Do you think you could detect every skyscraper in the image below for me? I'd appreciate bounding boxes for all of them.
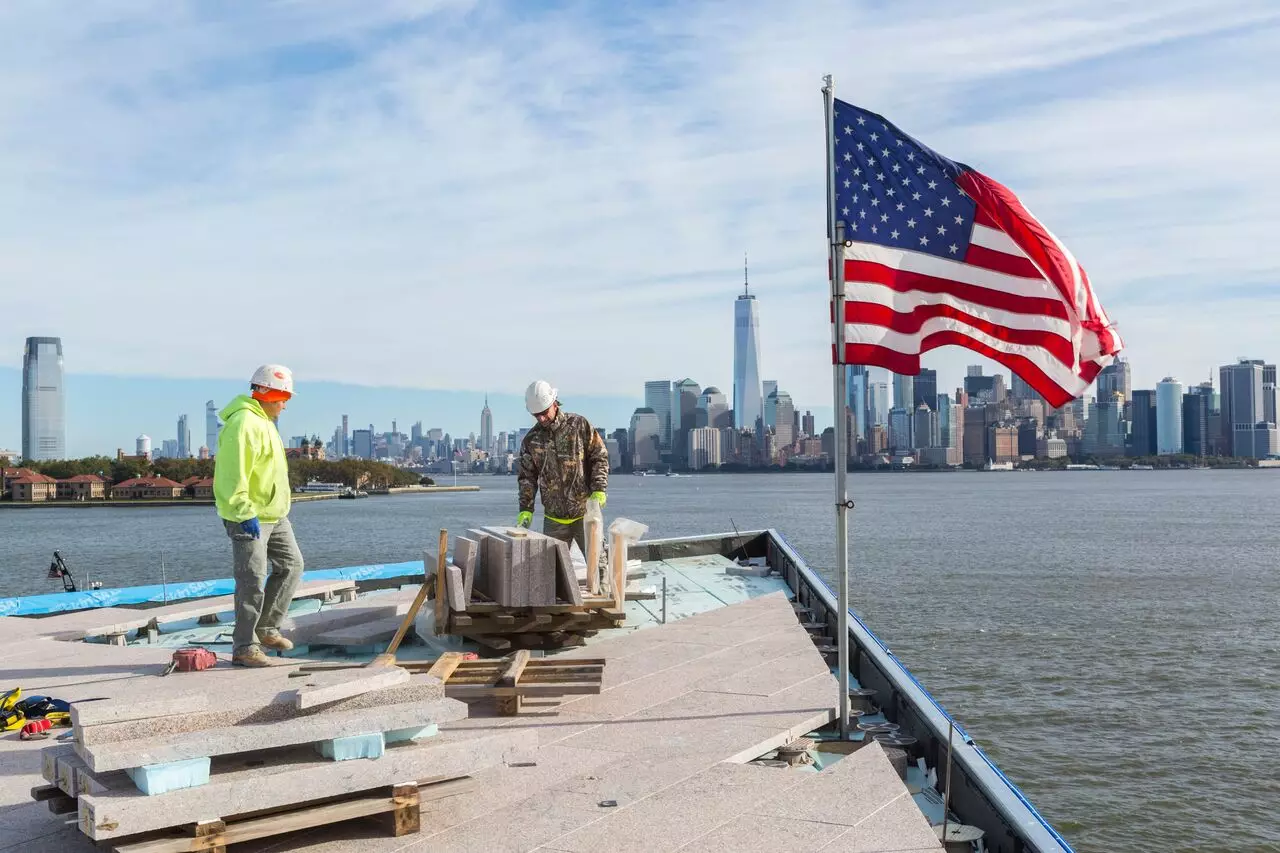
[21,336,65,461]
[733,262,763,432]
[1182,391,1209,458]
[629,408,661,468]
[480,395,493,455]
[644,381,674,452]
[1220,359,1265,457]
[1129,390,1157,457]
[1096,357,1132,404]
[892,373,914,413]
[697,387,728,429]
[847,365,868,440]
[177,414,191,458]
[774,391,795,449]
[206,401,221,458]
[914,369,937,410]
[763,381,778,430]
[341,414,349,459]
[1009,373,1038,402]
[1155,378,1184,455]
[673,379,701,465]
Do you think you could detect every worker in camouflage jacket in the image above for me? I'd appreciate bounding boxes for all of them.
[516,380,609,554]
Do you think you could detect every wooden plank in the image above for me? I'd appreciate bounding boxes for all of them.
[291,665,409,711]
[445,565,467,613]
[443,682,602,698]
[112,778,474,853]
[585,516,602,595]
[426,652,464,682]
[369,538,438,666]
[496,650,530,688]
[30,784,61,802]
[611,532,626,610]
[464,634,511,651]
[386,782,421,837]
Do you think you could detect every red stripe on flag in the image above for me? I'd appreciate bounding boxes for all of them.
[843,259,1069,321]
[962,244,1043,279]
[843,336,1078,408]
[972,204,1000,229]
[842,301,1075,366]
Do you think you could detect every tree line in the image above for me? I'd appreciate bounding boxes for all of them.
[2,455,425,489]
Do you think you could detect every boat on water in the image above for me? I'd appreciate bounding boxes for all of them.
[0,529,1072,853]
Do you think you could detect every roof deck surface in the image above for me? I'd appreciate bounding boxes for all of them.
[0,555,941,852]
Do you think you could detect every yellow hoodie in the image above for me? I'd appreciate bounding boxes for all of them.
[213,395,291,524]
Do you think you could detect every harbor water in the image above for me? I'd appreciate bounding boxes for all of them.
[1,470,1277,853]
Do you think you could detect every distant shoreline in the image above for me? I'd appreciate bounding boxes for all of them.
[0,485,482,509]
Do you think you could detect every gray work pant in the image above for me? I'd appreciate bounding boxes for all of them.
[542,516,586,556]
[223,516,304,653]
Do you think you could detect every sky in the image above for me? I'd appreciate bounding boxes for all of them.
[2,1,1278,455]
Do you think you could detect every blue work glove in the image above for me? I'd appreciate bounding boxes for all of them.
[516,511,533,528]
[239,518,261,539]
[589,491,606,508]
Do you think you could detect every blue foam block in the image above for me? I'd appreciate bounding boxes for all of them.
[125,757,211,796]
[316,732,385,761]
[385,723,438,744]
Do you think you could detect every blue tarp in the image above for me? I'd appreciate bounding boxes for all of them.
[0,561,425,617]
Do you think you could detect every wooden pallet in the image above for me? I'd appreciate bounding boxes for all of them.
[295,651,605,714]
[31,776,472,853]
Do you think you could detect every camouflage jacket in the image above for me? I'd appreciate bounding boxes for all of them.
[517,409,609,520]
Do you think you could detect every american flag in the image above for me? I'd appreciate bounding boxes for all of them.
[830,98,1122,408]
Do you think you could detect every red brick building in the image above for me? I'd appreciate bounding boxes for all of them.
[110,476,185,500]
[8,472,57,501]
[57,474,108,501]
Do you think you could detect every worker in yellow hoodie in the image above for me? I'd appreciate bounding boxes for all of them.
[214,364,303,667]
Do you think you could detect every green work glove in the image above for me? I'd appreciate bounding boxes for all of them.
[589,491,606,508]
[516,511,533,528]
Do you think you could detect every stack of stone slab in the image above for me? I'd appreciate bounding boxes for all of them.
[37,664,534,846]
[461,527,565,608]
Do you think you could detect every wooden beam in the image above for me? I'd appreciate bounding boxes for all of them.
[433,529,449,635]
[496,650,530,688]
[369,534,441,667]
[425,652,464,682]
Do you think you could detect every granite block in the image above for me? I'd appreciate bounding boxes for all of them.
[124,757,210,796]
[77,677,447,746]
[81,697,467,772]
[693,648,833,697]
[292,665,410,710]
[79,728,535,840]
[316,732,385,761]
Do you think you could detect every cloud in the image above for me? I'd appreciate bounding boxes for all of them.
[0,0,1276,431]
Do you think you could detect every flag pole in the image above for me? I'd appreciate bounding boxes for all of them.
[822,74,852,739]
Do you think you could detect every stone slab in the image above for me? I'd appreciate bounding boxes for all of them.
[282,589,421,645]
[554,542,583,606]
[687,813,848,851]
[80,697,468,772]
[549,762,803,853]
[455,537,479,601]
[292,665,410,710]
[78,728,535,840]
[446,566,468,612]
[309,615,406,647]
[752,741,909,827]
[76,676,447,746]
[820,791,944,851]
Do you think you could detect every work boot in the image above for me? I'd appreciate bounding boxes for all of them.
[232,646,274,667]
[257,630,294,652]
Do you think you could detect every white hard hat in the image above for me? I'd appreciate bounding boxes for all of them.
[250,364,294,395]
[525,380,557,414]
